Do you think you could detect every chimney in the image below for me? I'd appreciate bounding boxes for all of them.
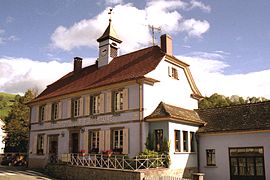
[160,34,173,56]
[74,57,82,73]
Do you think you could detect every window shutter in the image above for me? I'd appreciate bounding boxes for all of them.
[83,131,88,153]
[100,93,105,113]
[99,130,105,152]
[33,134,37,154]
[84,96,90,116]
[43,135,47,154]
[35,106,39,123]
[46,103,52,121]
[104,130,111,151]
[123,128,129,154]
[123,88,129,111]
[168,66,172,77]
[67,99,72,118]
[79,97,84,116]
[90,96,93,115]
[58,101,62,119]
[106,92,112,113]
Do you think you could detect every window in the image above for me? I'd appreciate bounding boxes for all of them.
[229,147,265,178]
[39,105,45,122]
[206,149,216,166]
[182,131,188,152]
[172,67,178,79]
[174,130,180,152]
[190,132,196,152]
[114,90,124,112]
[51,103,58,121]
[89,131,99,153]
[168,66,179,80]
[91,95,100,115]
[155,129,163,152]
[113,129,123,153]
[72,98,80,117]
[37,134,45,155]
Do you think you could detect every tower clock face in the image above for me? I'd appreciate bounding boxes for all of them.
[101,48,107,57]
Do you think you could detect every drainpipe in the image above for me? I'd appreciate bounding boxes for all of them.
[196,132,200,172]
[137,80,143,152]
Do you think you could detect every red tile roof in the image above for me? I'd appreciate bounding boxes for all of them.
[32,46,165,103]
[145,102,205,125]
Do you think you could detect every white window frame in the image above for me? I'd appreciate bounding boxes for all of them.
[89,131,99,153]
[72,99,80,117]
[92,95,100,115]
[114,90,124,112]
[51,102,58,121]
[206,149,216,166]
[113,129,123,151]
[182,131,188,152]
[39,105,45,122]
[37,134,44,155]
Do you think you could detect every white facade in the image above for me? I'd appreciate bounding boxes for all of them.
[144,58,198,117]
[199,131,270,180]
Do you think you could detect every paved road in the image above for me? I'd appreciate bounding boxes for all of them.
[0,165,56,180]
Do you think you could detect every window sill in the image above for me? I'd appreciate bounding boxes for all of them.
[174,152,196,154]
[205,165,217,168]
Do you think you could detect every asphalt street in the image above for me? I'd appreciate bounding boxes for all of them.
[0,165,56,180]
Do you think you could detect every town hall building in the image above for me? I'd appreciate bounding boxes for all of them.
[28,18,270,180]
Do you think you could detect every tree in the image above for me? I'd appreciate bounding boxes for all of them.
[199,93,268,109]
[3,89,36,153]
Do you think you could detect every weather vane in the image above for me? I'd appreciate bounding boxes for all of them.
[108,8,113,22]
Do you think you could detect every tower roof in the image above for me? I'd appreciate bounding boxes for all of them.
[97,21,122,43]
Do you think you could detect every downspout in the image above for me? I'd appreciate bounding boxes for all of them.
[137,80,143,152]
[196,132,200,172]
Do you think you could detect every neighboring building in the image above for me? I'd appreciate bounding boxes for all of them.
[0,119,5,154]
[28,19,203,177]
[197,102,270,180]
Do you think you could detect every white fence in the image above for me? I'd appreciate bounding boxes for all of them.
[60,153,167,171]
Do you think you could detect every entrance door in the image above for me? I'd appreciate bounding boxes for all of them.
[71,132,79,153]
[229,147,265,180]
[48,135,58,163]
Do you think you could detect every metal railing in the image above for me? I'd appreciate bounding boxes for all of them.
[60,153,167,171]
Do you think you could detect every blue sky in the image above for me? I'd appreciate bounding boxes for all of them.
[1,0,270,98]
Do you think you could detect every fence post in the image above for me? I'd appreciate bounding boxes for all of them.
[135,156,138,170]
[122,156,125,170]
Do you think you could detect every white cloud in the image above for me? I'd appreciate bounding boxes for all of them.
[0,57,95,94]
[50,0,210,53]
[180,18,210,37]
[178,55,270,99]
[189,0,211,12]
[105,0,123,5]
[0,28,18,44]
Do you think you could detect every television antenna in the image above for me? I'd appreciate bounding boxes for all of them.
[148,25,161,46]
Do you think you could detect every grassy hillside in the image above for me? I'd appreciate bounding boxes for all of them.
[0,92,17,119]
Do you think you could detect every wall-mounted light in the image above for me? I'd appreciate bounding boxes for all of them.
[81,127,85,133]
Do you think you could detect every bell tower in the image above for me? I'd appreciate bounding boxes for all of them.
[97,9,122,68]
